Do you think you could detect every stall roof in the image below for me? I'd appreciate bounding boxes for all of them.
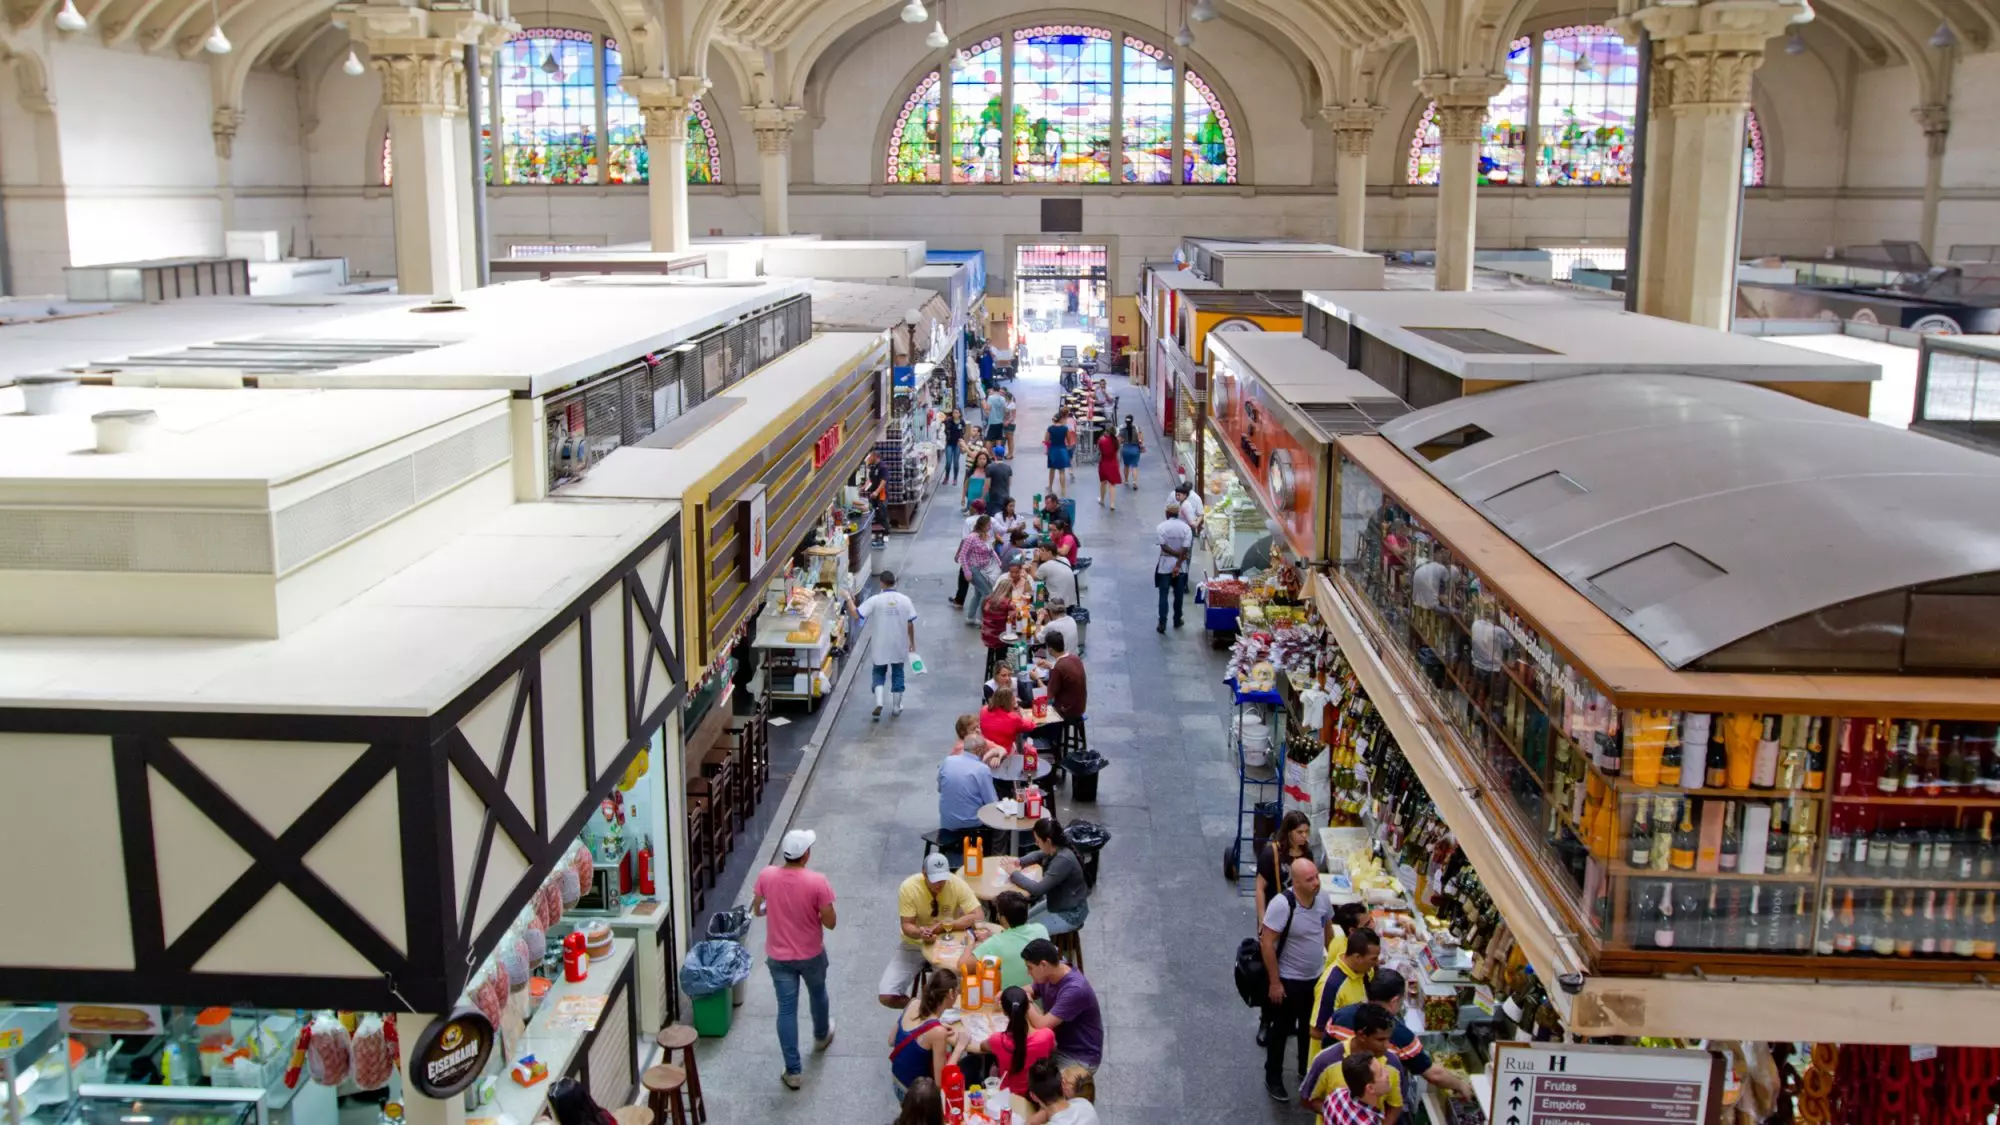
[0,497,680,715]
[1152,269,1217,291]
[1305,290,1881,384]
[1206,332,1411,439]
[559,332,888,503]
[1380,373,2000,669]
[805,280,947,334]
[1181,291,1306,317]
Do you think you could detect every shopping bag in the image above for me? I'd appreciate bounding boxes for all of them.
[909,653,927,675]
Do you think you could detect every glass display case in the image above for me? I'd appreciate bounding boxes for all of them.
[65,1089,262,1125]
[2,1008,74,1125]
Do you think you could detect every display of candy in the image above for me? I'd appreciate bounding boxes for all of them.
[349,1015,392,1090]
[534,880,562,929]
[524,915,548,965]
[570,842,595,887]
[471,963,508,1030]
[305,1013,352,1087]
[558,864,582,907]
[499,927,533,985]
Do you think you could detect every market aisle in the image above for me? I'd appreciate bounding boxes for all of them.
[686,363,1297,1121]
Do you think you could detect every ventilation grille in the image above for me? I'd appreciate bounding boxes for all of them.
[1297,398,1410,436]
[0,509,273,573]
[586,986,634,1104]
[1406,327,1559,355]
[275,414,509,571]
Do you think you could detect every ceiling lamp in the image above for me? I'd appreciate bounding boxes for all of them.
[54,0,88,32]
[926,19,949,49]
[900,0,928,24]
[1190,0,1219,22]
[541,50,560,74]
[343,48,366,75]
[949,51,969,71]
[203,0,230,53]
[1174,21,1193,47]
[1784,29,1805,54]
[1929,20,1956,47]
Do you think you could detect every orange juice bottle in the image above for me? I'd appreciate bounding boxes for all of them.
[965,837,984,877]
[981,957,1000,1005]
[961,970,982,1010]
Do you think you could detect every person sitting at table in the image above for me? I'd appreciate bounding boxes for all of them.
[980,682,1039,757]
[1035,604,1078,657]
[1010,818,1090,936]
[999,527,1034,571]
[892,1077,944,1125]
[1025,1054,1101,1124]
[882,854,984,1009]
[890,965,962,1100]
[548,1077,616,1125]
[939,732,999,862]
[1048,519,1080,567]
[1036,491,1065,532]
[968,890,1049,991]
[1034,545,1078,609]
[998,497,1032,545]
[1043,632,1086,723]
[949,985,1055,1099]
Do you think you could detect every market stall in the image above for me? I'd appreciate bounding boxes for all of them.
[807,280,953,531]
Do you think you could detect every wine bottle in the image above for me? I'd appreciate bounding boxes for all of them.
[1777,715,1807,790]
[1852,720,1881,796]
[1719,801,1741,873]
[1670,800,1698,871]
[1842,889,1866,955]
[1651,796,1675,872]
[1871,890,1898,956]
[1833,718,1855,794]
[1895,891,1918,957]
[1916,819,1938,876]
[1955,818,1979,882]
[1705,721,1730,789]
[1764,801,1788,876]
[1816,887,1838,956]
[1770,884,1799,951]
[1889,817,1914,877]
[1678,882,1708,950]
[1805,716,1827,791]
[1629,799,1653,868]
[1978,892,2000,961]
[1791,884,1813,953]
[1943,727,1971,790]
[1827,805,1851,874]
[1661,727,1683,788]
[1737,883,1760,950]
[1917,723,1943,797]
[1753,715,1781,789]
[1653,880,1676,948]
[1919,889,1940,956]
[1787,798,1817,875]
[1877,721,1903,794]
[1978,811,1997,882]
[1850,809,1873,876]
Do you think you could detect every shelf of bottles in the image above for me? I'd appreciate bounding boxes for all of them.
[1338,453,2000,973]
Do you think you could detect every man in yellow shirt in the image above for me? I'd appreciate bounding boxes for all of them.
[1300,1003,1404,1125]
[880,852,983,1007]
[1309,926,1381,1051]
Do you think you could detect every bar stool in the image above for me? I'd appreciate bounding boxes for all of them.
[1054,929,1085,973]
[655,1024,707,1123]
[642,1063,691,1125]
[611,1107,653,1125]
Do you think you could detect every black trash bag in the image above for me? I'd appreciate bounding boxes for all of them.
[680,939,752,998]
[708,906,752,942]
[1064,750,1109,802]
[1066,820,1111,889]
[1066,606,1091,625]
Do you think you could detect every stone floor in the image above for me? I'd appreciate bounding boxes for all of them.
[686,361,1307,1121]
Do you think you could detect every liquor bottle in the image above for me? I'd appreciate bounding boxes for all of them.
[1777,715,1807,790]
[1661,727,1683,788]
[1805,717,1828,791]
[1719,801,1742,873]
[1827,806,1851,874]
[1916,724,1943,797]
[1737,883,1760,950]
[1765,801,1789,876]
[1816,887,1838,956]
[1871,891,1898,957]
[1705,722,1730,789]
[1670,800,1698,871]
[1978,892,2000,961]
[1955,818,1980,882]
[1787,799,1817,875]
[1753,715,1781,789]
[1843,889,1867,955]
[1629,799,1653,868]
[1919,890,1940,956]
[1868,814,1896,876]
[1889,817,1915,877]
[1653,880,1677,948]
[1915,819,1937,877]
[1895,892,1918,957]
[1851,720,1881,796]
[1781,885,1808,952]
[1651,796,1676,872]
[1877,721,1904,794]
[1944,727,1972,790]
[1849,808,1873,875]
[1834,718,1856,794]
[1978,810,1998,882]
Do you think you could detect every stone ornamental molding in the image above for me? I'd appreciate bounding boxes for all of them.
[212,107,244,159]
[346,5,515,117]
[373,51,467,117]
[1914,102,1950,157]
[1433,99,1491,144]
[750,105,805,156]
[1659,49,1765,112]
[1616,0,1798,115]
[1322,105,1385,157]
[626,76,710,144]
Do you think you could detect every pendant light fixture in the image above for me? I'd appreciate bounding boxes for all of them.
[1174,0,1194,46]
[541,50,560,75]
[1190,0,1218,22]
[927,19,949,49]
[1784,29,1805,54]
[900,0,928,25]
[950,50,969,71]
[203,0,230,53]
[344,48,366,75]
[1928,20,1956,48]
[54,0,88,32]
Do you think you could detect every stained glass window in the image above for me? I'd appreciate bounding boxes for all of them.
[1407,36,1529,186]
[886,71,940,184]
[604,39,646,184]
[1536,26,1639,185]
[499,28,598,184]
[1182,70,1237,184]
[951,39,1004,183]
[1121,38,1174,184]
[1012,25,1113,184]
[1744,108,1766,187]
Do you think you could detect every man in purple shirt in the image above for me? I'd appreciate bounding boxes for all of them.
[1022,938,1103,1073]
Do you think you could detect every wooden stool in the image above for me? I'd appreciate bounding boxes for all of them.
[611,1107,653,1125]
[1054,929,1084,973]
[642,1063,691,1125]
[655,1024,706,1123]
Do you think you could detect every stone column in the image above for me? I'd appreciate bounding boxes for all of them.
[1622,2,1796,327]
[211,107,242,237]
[1324,106,1382,253]
[1914,103,1949,262]
[625,76,708,252]
[1428,94,1493,291]
[353,8,513,297]
[750,107,802,237]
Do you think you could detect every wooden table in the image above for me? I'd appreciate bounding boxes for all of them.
[979,801,1042,854]
[990,752,1054,782]
[960,857,1040,902]
[919,922,1001,968]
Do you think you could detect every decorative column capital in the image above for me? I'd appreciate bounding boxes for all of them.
[1417,77,1508,143]
[1321,104,1385,157]
[1914,102,1950,156]
[346,5,515,117]
[624,75,710,142]
[1619,0,1799,114]
[750,105,805,156]
[211,106,244,159]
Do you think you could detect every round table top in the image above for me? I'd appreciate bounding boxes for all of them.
[919,922,1001,968]
[960,857,1039,901]
[978,801,1043,832]
[610,1108,652,1125]
[989,752,1054,782]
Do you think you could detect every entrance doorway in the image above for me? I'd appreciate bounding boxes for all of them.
[1014,244,1108,370]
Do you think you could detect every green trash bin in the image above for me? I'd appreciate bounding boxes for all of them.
[691,989,734,1037]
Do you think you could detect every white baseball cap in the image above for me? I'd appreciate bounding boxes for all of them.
[781,829,817,860]
[923,852,953,881]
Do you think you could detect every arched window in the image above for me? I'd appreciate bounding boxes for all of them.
[884,21,1239,186]
[1407,28,1768,188]
[383,28,722,187]
[1407,37,1530,186]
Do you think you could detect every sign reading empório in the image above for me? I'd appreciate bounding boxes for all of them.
[1489,1042,1723,1125]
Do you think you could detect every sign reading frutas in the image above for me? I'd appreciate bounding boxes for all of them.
[408,1008,496,1098]
[1490,1042,1723,1125]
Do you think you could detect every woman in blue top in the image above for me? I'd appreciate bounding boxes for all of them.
[1118,415,1144,491]
[889,966,959,1100]
[1044,411,1074,496]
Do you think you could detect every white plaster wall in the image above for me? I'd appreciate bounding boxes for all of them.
[1844,64,1924,190]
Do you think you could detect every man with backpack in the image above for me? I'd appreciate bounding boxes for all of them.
[1259,858,1337,1103]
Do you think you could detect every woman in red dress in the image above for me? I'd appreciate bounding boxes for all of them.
[1095,429,1122,510]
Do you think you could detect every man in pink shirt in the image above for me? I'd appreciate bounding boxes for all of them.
[751,828,838,1089]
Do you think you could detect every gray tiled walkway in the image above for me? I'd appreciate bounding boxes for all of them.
[687,363,1301,1121]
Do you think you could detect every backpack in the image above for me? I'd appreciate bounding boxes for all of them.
[1231,889,1297,1007]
